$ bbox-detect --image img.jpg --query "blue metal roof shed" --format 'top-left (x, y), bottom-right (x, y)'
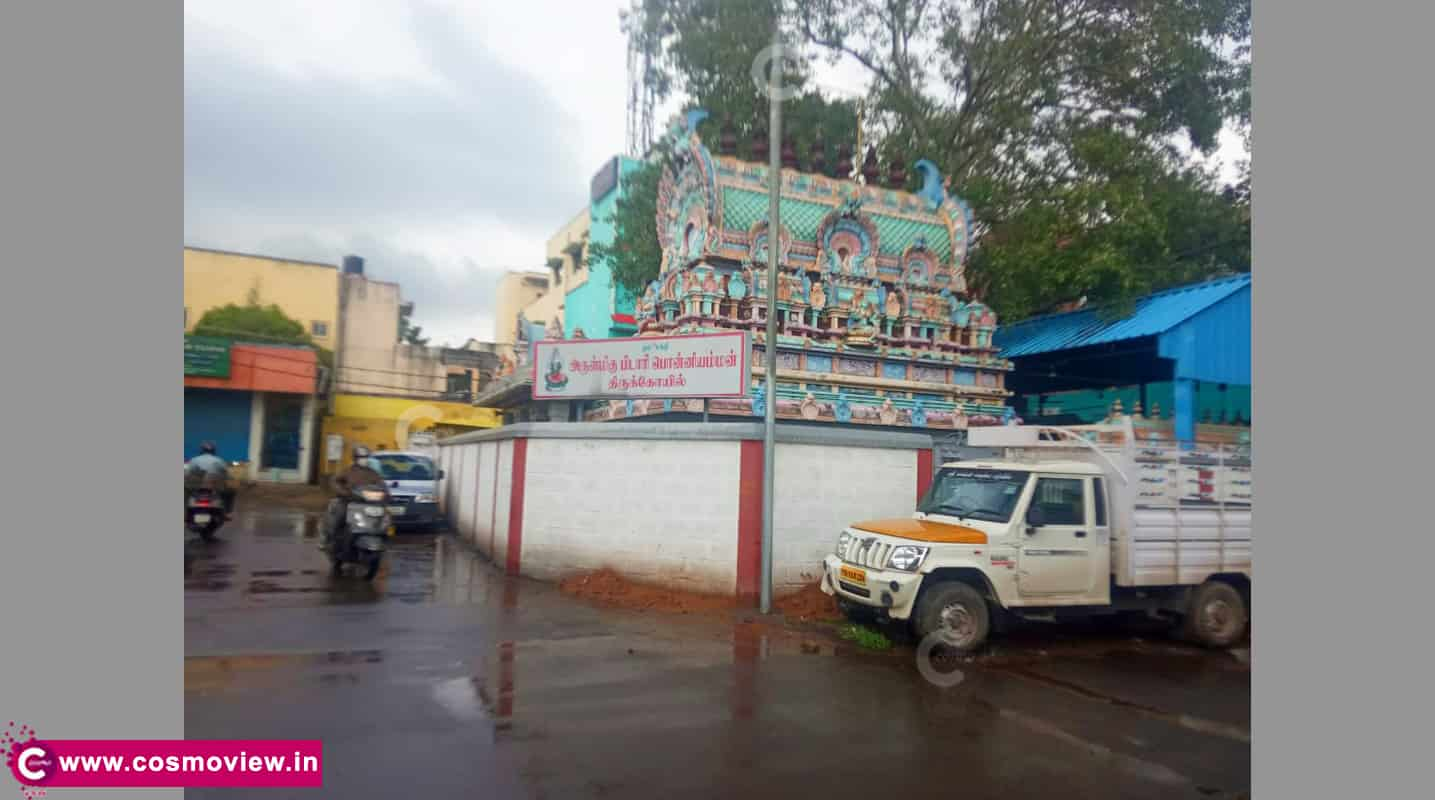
top-left (995, 274), bottom-right (1251, 441)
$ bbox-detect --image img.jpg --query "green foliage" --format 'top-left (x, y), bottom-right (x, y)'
top-left (193, 302), bottom-right (310, 343)
top-left (837, 623), bottom-right (893, 651)
top-left (191, 302), bottom-right (333, 368)
top-left (602, 0), bottom-right (862, 296)
top-left (614, 0), bottom-right (1252, 320)
top-left (398, 304), bottom-right (429, 346)
top-left (967, 130), bottom-right (1250, 321)
top-left (590, 145), bottom-right (670, 298)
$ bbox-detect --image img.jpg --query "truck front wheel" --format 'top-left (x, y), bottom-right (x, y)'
top-left (914, 582), bottom-right (990, 653)
top-left (1182, 580), bottom-right (1248, 648)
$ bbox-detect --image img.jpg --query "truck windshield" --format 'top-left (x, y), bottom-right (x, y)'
top-left (918, 468), bottom-right (1031, 523)
top-left (369, 454), bottom-right (435, 481)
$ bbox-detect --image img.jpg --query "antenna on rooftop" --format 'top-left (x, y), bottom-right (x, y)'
top-left (625, 22), bottom-right (657, 157)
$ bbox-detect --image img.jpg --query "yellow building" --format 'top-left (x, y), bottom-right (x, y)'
top-left (544, 208), bottom-right (590, 298)
top-left (319, 394), bottom-right (500, 477)
top-left (186, 245), bottom-right (504, 482)
top-left (183, 246), bottom-right (340, 348)
top-left (494, 270), bottom-right (551, 347)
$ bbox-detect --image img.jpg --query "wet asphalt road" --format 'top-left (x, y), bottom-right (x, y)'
top-left (184, 504), bottom-right (1250, 799)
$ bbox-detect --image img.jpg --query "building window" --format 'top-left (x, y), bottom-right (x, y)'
top-left (311, 321), bottom-right (329, 337)
top-left (446, 371), bottom-right (473, 403)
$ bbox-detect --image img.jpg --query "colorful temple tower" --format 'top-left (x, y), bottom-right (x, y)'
top-left (584, 112), bottom-right (1013, 429)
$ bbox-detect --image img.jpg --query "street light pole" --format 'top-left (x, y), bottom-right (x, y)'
top-left (760, 15), bottom-right (783, 615)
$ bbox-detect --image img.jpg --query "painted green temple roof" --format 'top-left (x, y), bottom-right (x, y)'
top-left (618, 111), bottom-right (1012, 433)
top-left (654, 111), bottom-right (974, 289)
top-left (720, 185), bottom-right (956, 264)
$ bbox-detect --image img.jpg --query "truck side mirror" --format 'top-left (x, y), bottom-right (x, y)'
top-left (438, 469), bottom-right (446, 480)
top-left (1025, 506), bottom-right (1046, 531)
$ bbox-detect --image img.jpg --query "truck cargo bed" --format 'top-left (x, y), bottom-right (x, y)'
top-left (969, 420), bottom-right (1253, 588)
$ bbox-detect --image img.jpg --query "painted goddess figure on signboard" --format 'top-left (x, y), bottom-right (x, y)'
top-left (543, 349), bottom-right (569, 392)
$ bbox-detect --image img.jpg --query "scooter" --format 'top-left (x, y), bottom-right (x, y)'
top-left (185, 487), bottom-right (225, 542)
top-left (323, 485), bottom-right (394, 580)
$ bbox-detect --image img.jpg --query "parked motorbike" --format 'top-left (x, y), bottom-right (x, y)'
top-left (323, 485), bottom-right (394, 580)
top-left (185, 487), bottom-right (225, 542)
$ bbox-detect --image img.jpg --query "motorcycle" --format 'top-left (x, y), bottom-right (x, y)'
top-left (323, 485), bottom-right (395, 580)
top-left (185, 487), bottom-right (225, 541)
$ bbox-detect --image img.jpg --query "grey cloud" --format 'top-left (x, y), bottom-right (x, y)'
top-left (184, 3), bottom-right (594, 346)
top-left (184, 5), bottom-right (588, 232)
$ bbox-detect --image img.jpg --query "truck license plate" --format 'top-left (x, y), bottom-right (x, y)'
top-left (192, 514), bottom-right (211, 524)
top-left (840, 565), bottom-right (867, 585)
top-left (387, 505), bottom-right (405, 515)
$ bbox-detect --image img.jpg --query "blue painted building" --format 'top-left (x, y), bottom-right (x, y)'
top-left (995, 274), bottom-right (1251, 443)
top-left (560, 155), bottom-right (644, 340)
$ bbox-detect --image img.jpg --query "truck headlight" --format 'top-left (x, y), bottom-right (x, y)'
top-left (415, 493), bottom-right (436, 504)
top-left (887, 545), bottom-right (929, 572)
top-left (836, 531), bottom-right (852, 559)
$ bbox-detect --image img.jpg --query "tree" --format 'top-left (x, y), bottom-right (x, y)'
top-left (398, 303), bottom-right (429, 346)
top-left (597, 0), bottom-right (861, 297)
top-left (612, 0), bottom-right (1252, 321)
top-left (590, 140), bottom-right (670, 298)
top-left (191, 302), bottom-right (333, 367)
top-left (193, 302), bottom-right (311, 343)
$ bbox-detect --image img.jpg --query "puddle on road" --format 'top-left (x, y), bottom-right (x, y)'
top-left (185, 561), bottom-right (236, 592)
top-left (186, 509), bottom-right (525, 610)
top-left (248, 514), bottom-right (322, 540)
top-left (432, 676), bottom-right (487, 722)
top-left (186, 649), bottom-right (389, 693)
top-left (248, 580), bottom-right (336, 596)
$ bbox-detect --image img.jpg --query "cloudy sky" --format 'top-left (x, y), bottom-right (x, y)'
top-left (185, 0), bottom-right (639, 345)
top-left (185, 0), bottom-right (1243, 346)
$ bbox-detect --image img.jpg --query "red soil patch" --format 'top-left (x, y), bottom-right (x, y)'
top-left (559, 568), bottom-right (737, 614)
top-left (559, 568), bottom-right (842, 623)
top-left (774, 581), bottom-right (843, 622)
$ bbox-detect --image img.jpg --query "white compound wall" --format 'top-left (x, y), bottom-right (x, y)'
top-left (437, 422), bottom-right (933, 599)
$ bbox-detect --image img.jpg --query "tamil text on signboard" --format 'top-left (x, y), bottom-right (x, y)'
top-left (532, 332), bottom-right (749, 400)
top-left (184, 335), bottom-right (232, 378)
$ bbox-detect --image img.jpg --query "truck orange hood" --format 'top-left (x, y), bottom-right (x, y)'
top-left (850, 518), bottom-right (988, 544)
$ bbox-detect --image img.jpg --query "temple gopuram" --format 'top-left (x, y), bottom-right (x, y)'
top-left (584, 111), bottom-right (1013, 430)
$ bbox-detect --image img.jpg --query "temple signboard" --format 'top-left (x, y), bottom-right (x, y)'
top-left (532, 331), bottom-right (749, 400)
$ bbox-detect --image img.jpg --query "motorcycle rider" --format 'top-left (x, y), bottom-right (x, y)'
top-left (185, 441), bottom-right (235, 518)
top-left (323, 445), bottom-right (387, 553)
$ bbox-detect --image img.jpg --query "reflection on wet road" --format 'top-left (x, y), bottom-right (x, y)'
top-left (185, 507), bottom-right (1250, 799)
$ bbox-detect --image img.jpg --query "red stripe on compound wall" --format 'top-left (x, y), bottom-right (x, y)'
top-left (736, 440), bottom-right (764, 604)
top-left (497, 640), bottom-right (516, 718)
top-left (916, 448), bottom-right (934, 504)
top-left (490, 443), bottom-right (501, 560)
top-left (505, 438), bottom-right (528, 577)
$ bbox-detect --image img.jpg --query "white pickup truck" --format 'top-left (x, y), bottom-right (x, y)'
top-left (820, 419), bottom-right (1252, 651)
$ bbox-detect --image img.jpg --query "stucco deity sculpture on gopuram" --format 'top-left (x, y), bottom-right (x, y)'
top-left (586, 110), bottom-right (1013, 430)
